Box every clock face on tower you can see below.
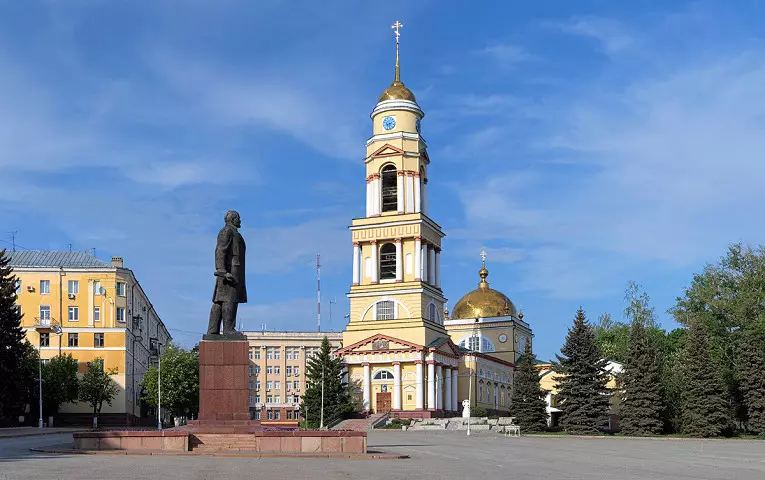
[382,116,396,130]
[498,333,508,343]
[415,118,421,134]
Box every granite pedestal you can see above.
[197,334,252,423]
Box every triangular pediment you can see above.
[368,144,405,159]
[427,337,461,358]
[338,334,423,355]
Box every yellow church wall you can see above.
[371,110,421,137]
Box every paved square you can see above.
[2,431,764,479]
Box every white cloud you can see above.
[546,16,635,54]
[477,43,534,67]
[238,297,341,333]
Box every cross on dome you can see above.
[392,21,403,41]
[480,250,487,266]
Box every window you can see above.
[68,333,79,347]
[274,395,281,404]
[287,410,293,420]
[481,337,496,353]
[14,279,21,294]
[267,381,273,390]
[249,350,254,360]
[293,380,300,390]
[267,395,273,403]
[286,382,291,391]
[294,367,300,376]
[428,303,437,322]
[286,366,293,376]
[407,394,413,401]
[68,306,79,322]
[460,336,480,352]
[249,380,253,389]
[249,395,254,406]
[379,243,396,280]
[93,281,102,294]
[266,349,273,360]
[249,365,254,376]
[94,307,100,322]
[376,300,394,320]
[293,349,299,361]
[381,164,398,212]
[94,333,104,348]
[266,366,273,375]
[255,381,261,391]
[267,410,274,420]
[274,410,281,420]
[254,350,261,360]
[255,365,261,375]
[40,280,50,294]
[39,305,51,321]
[274,366,280,375]
[273,348,281,360]
[479,384,483,402]
[373,370,394,380]
[116,282,126,296]
[255,395,261,404]
[116,307,125,323]
[68,280,79,295]
[286,349,293,360]
[40,332,50,347]
[275,381,281,390]
[254,411,261,420]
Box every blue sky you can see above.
[2,0,764,361]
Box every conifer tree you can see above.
[554,307,611,434]
[681,319,729,437]
[0,249,28,423]
[620,319,664,435]
[509,341,548,431]
[300,337,353,428]
[738,327,765,436]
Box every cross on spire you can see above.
[480,250,487,266]
[391,21,403,83]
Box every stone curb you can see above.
[0,430,84,439]
[30,448,409,460]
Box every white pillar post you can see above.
[427,362,435,410]
[352,243,361,285]
[365,177,372,217]
[405,173,414,213]
[436,365,443,410]
[394,238,402,282]
[421,242,429,285]
[444,367,452,412]
[422,177,428,215]
[414,172,421,213]
[428,245,436,285]
[415,361,424,410]
[414,237,422,281]
[396,171,405,214]
[370,241,378,284]
[451,368,459,412]
[393,363,402,410]
[363,363,371,411]
[372,174,381,216]
[435,247,441,288]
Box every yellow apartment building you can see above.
[244,331,343,425]
[10,250,171,426]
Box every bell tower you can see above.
[345,21,448,348]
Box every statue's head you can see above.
[224,210,241,228]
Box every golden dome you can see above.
[379,80,416,103]
[451,263,519,319]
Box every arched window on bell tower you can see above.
[379,243,396,280]
[381,165,398,212]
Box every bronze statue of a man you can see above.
[207,210,247,335]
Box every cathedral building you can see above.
[338,23,533,417]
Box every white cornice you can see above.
[365,131,427,148]
[349,216,445,237]
[371,99,424,118]
[347,288,447,303]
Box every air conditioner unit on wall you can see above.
[68,294,76,300]
[26,285,34,292]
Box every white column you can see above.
[372,175,381,216]
[396,171,404,213]
[405,174,415,213]
[415,362,424,410]
[451,369,459,412]
[435,248,441,288]
[363,363,371,411]
[352,243,360,285]
[421,243,429,284]
[427,362,435,410]
[88,280,95,326]
[370,241,378,283]
[436,365,443,410]
[394,239,402,282]
[428,246,436,285]
[414,237,422,281]
[365,179,372,217]
[422,177,428,215]
[444,368,452,412]
[393,363,402,410]
[414,172,421,213]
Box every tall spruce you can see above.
[509,341,548,431]
[300,337,353,428]
[554,307,611,434]
[0,249,27,423]
[738,327,765,436]
[681,319,729,437]
[620,319,664,435]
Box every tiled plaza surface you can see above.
[2,430,764,479]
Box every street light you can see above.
[319,363,325,429]
[157,342,163,430]
[38,324,63,428]
[467,317,479,436]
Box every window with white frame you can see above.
[274,395,281,404]
[381,164,398,212]
[286,366,293,376]
[14,279,21,294]
[255,395,261,404]
[274,366,280,374]
[255,381,261,391]
[273,348,281,360]
[266,366,272,375]
[373,370,394,380]
[266,348,273,360]
[293,380,300,390]
[93,281,101,294]
[117,307,125,323]
[459,336,480,352]
[293,349,299,361]
[94,307,101,322]
[286,348,293,360]
[427,303,437,322]
[267,410,274,420]
[274,410,280,420]
[267,395,273,403]
[40,280,50,294]
[249,350,254,360]
[376,300,394,320]
[39,305,51,321]
[254,349,261,360]
[68,280,79,295]
[267,381,273,390]
[116,282,126,296]
[294,367,300,376]
[68,306,79,321]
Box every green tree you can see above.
[0,249,29,424]
[79,358,119,428]
[681,319,730,437]
[509,341,548,431]
[141,344,199,419]
[554,307,611,434]
[300,336,353,429]
[738,327,765,436]
[620,319,664,435]
[29,354,80,421]
[661,327,687,433]
[593,313,630,364]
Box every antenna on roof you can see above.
[68,243,72,252]
[8,231,17,252]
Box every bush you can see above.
[471,407,487,417]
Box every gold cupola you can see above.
[377,21,417,104]
[451,255,519,320]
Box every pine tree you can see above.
[0,249,28,424]
[620,319,664,435]
[681,319,729,437]
[299,337,353,429]
[738,327,765,436]
[554,307,611,434]
[509,341,548,432]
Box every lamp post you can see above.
[319,363,325,429]
[37,358,43,428]
[157,342,163,430]
[467,317,480,436]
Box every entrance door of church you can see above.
[376,392,392,412]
